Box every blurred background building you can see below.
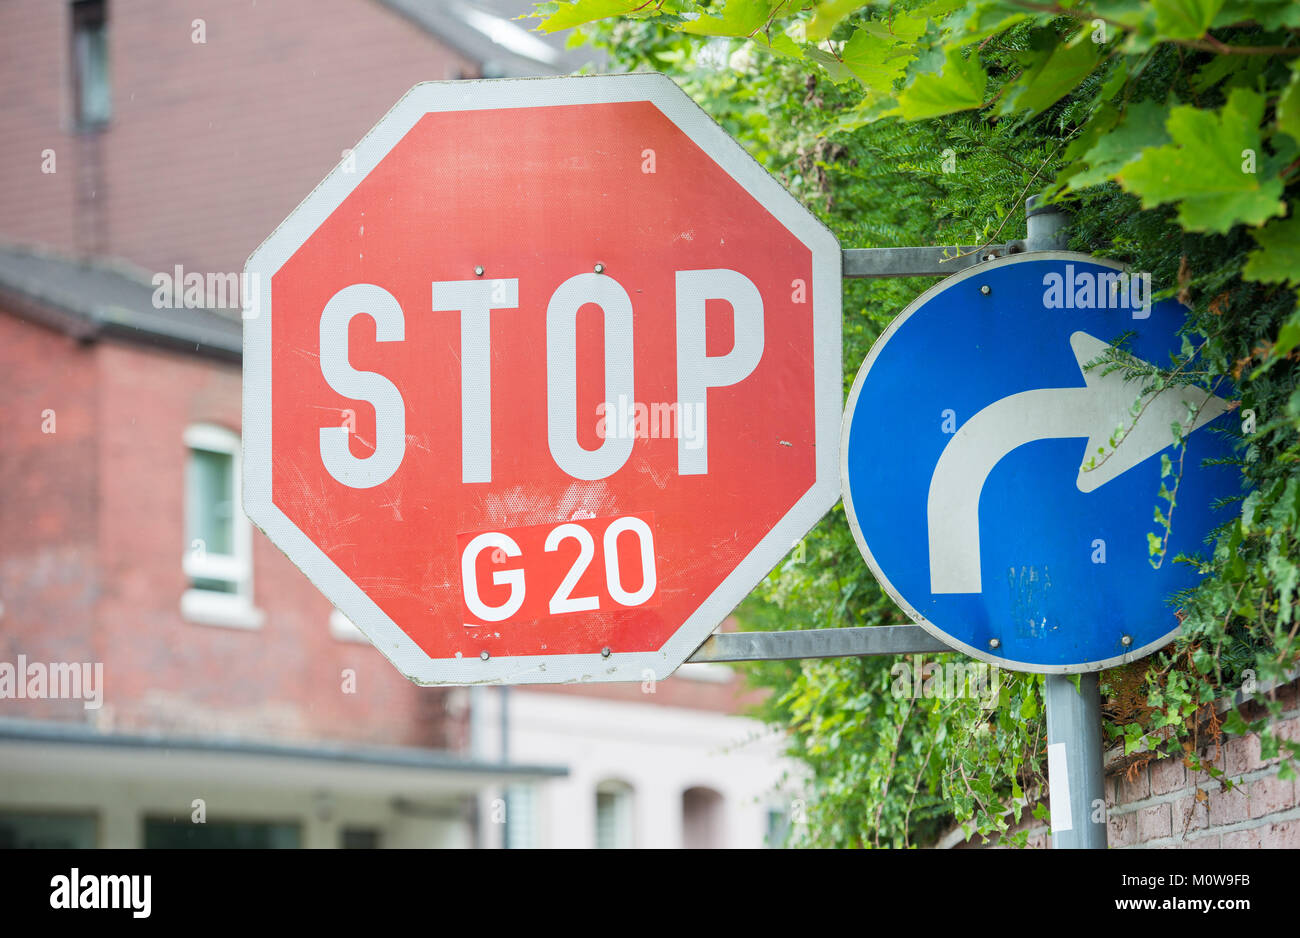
[0,0,800,848]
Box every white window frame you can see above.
[329,608,369,643]
[181,423,263,629]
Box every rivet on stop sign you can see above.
[479,650,490,660]
[594,263,605,274]
[601,647,611,658]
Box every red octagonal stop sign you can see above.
[244,74,840,684]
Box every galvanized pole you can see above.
[1022,195,1107,848]
[690,195,1111,847]
[1045,673,1107,848]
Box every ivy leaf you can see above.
[1117,88,1286,233]
[1221,708,1251,735]
[1019,693,1038,720]
[1243,216,1300,288]
[1150,0,1225,39]
[999,33,1104,117]
[898,47,987,120]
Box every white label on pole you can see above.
[1047,741,1073,833]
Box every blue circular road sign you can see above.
[841,252,1242,672]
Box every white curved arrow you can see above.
[927,332,1229,595]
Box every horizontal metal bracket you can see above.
[686,624,953,664]
[843,242,1026,279]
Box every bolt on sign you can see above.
[243,75,841,684]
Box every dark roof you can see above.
[0,717,568,778]
[377,0,601,77]
[0,243,242,362]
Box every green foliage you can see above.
[535,0,1300,846]
[1117,89,1289,232]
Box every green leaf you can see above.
[942,2,1031,48]
[1270,310,1300,360]
[1243,216,1300,288]
[1019,693,1038,720]
[840,27,917,92]
[678,0,784,37]
[1150,0,1225,39]
[537,0,646,32]
[1213,0,1300,29]
[753,28,802,60]
[806,0,866,42]
[1277,63,1300,145]
[999,33,1103,117]
[1067,100,1171,191]
[1117,88,1286,233]
[803,44,857,84]
[898,47,987,120]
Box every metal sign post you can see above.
[1045,672,1107,848]
[1029,201,1106,850]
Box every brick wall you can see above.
[0,310,101,724]
[0,308,467,749]
[956,675,1300,848]
[0,0,478,275]
[1104,679,1300,849]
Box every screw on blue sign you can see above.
[841,253,1242,673]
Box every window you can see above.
[143,818,300,849]
[764,806,792,849]
[594,780,633,849]
[681,786,725,849]
[504,784,537,849]
[0,811,97,848]
[182,424,262,628]
[71,1,111,129]
[340,827,382,849]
